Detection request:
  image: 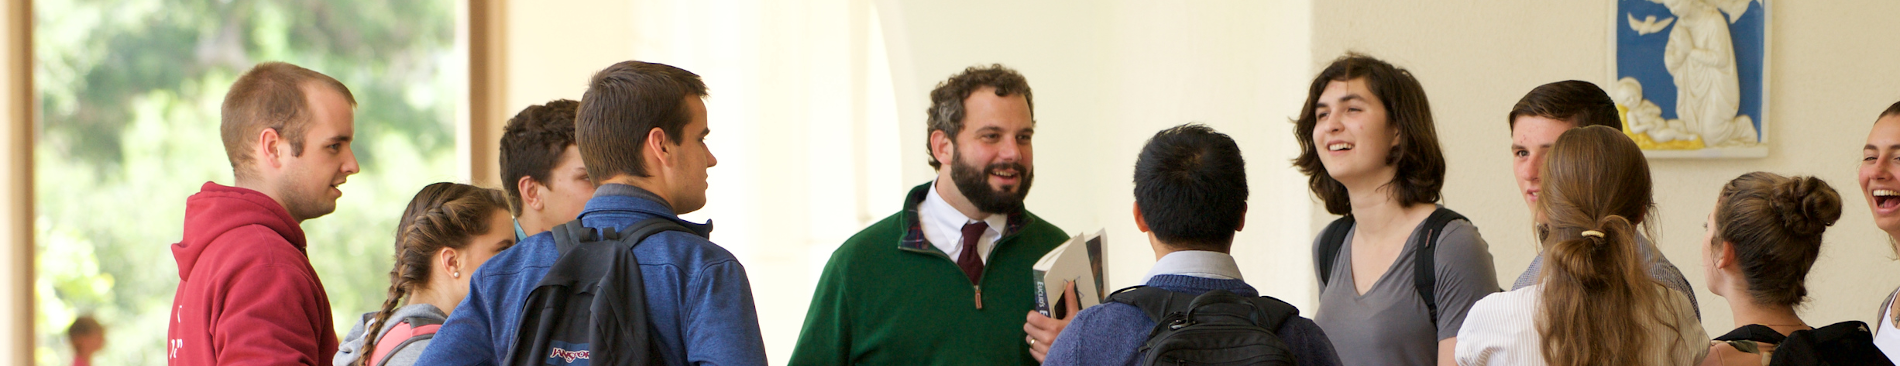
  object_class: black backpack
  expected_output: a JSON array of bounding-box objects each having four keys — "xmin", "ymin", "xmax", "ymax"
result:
[
  {"xmin": 1106, "ymin": 287, "xmax": 1301, "ymax": 366},
  {"xmin": 1313, "ymin": 207, "xmax": 1470, "ymax": 323},
  {"xmin": 502, "ymin": 218, "xmax": 693, "ymax": 366},
  {"xmin": 1713, "ymin": 322, "xmax": 1895, "ymax": 366}
]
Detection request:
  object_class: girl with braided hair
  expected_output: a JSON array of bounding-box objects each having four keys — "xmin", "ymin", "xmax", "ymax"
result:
[
  {"xmin": 334, "ymin": 182, "xmax": 515, "ymax": 366},
  {"xmin": 1456, "ymin": 125, "xmax": 1708, "ymax": 366}
]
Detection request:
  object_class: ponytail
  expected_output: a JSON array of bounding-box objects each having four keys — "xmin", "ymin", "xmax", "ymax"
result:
[{"xmin": 1533, "ymin": 126, "xmax": 1690, "ymax": 366}]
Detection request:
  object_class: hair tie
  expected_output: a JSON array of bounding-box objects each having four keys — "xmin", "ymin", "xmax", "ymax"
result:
[{"xmin": 1580, "ymin": 230, "xmax": 1605, "ymax": 238}]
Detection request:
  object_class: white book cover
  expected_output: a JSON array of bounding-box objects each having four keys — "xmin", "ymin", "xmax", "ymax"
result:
[{"xmin": 1032, "ymin": 229, "xmax": 1107, "ymax": 319}]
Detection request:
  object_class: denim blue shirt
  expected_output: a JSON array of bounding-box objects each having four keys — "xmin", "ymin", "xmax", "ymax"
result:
[{"xmin": 417, "ymin": 184, "xmax": 766, "ymax": 366}]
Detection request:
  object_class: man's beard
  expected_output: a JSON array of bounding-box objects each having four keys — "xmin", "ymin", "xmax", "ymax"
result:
[{"xmin": 949, "ymin": 153, "xmax": 1032, "ymax": 215}]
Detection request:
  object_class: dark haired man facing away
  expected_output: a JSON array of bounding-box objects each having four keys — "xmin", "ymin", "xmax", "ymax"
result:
[
  {"xmin": 1043, "ymin": 124, "xmax": 1341, "ymax": 366},
  {"xmin": 419, "ymin": 61, "xmax": 765, "ymax": 366}
]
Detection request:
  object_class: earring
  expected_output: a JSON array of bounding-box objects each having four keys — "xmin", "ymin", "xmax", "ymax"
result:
[{"xmin": 452, "ymin": 270, "xmax": 460, "ymax": 279}]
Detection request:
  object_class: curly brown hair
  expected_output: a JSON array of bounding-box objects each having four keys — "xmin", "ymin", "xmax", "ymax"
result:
[{"xmin": 925, "ymin": 64, "xmax": 1034, "ymax": 170}]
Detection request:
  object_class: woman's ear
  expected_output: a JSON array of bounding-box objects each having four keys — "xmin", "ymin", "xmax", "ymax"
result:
[
  {"xmin": 1714, "ymin": 241, "xmax": 1739, "ymax": 270},
  {"xmin": 437, "ymin": 247, "xmax": 461, "ymax": 279}
]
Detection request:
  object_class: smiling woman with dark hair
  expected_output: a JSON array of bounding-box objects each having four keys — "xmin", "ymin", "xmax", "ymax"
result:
[{"xmin": 1297, "ymin": 52, "xmax": 1499, "ymax": 366}]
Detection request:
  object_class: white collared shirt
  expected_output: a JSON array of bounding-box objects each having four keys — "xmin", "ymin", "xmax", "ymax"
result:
[
  {"xmin": 1139, "ymin": 250, "xmax": 1244, "ymax": 284},
  {"xmin": 919, "ymin": 180, "xmax": 1007, "ymax": 263}
]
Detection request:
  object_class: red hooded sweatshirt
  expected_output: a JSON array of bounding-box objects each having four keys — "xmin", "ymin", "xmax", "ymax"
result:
[{"xmin": 167, "ymin": 182, "xmax": 337, "ymax": 365}]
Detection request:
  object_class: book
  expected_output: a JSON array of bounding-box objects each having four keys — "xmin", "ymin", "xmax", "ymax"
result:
[{"xmin": 1032, "ymin": 229, "xmax": 1107, "ymax": 319}]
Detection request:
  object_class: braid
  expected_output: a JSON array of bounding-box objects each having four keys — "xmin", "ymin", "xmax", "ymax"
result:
[
  {"xmin": 358, "ymin": 182, "xmax": 510, "ymax": 366},
  {"xmin": 359, "ymin": 257, "xmax": 413, "ymax": 366}
]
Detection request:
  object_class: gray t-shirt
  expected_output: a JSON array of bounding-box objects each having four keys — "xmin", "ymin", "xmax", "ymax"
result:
[
  {"xmin": 1509, "ymin": 233, "xmax": 1701, "ymax": 319},
  {"xmin": 1313, "ymin": 217, "xmax": 1500, "ymax": 366}
]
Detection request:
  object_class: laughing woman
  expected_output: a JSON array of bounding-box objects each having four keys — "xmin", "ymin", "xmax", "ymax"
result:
[
  {"xmin": 1861, "ymin": 101, "xmax": 1900, "ymax": 362},
  {"xmin": 1297, "ymin": 53, "xmax": 1500, "ymax": 366}
]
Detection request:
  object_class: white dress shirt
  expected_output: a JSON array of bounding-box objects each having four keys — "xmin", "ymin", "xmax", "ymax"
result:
[
  {"xmin": 1140, "ymin": 250, "xmax": 1244, "ymax": 284},
  {"xmin": 919, "ymin": 181, "xmax": 1007, "ymax": 263},
  {"xmin": 1456, "ymin": 284, "xmax": 1709, "ymax": 366}
]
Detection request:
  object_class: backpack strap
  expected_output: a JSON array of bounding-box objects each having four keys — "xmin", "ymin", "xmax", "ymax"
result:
[
  {"xmin": 1105, "ymin": 286, "xmax": 1300, "ymax": 334},
  {"xmin": 548, "ymin": 219, "xmax": 597, "ymax": 256},
  {"xmin": 1414, "ymin": 207, "xmax": 1467, "ymax": 326},
  {"xmin": 1880, "ymin": 287, "xmax": 1899, "ymax": 334},
  {"xmin": 368, "ymin": 316, "xmax": 443, "ymax": 366},
  {"xmin": 1107, "ymin": 286, "xmax": 1185, "ymax": 326},
  {"xmin": 611, "ymin": 217, "xmax": 697, "ymax": 245},
  {"xmin": 1314, "ymin": 216, "xmax": 1356, "ymax": 287},
  {"xmin": 1713, "ymin": 324, "xmax": 1788, "ymax": 344}
]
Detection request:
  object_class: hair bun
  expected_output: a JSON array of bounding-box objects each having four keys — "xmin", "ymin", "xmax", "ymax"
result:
[{"xmin": 1772, "ymin": 176, "xmax": 1842, "ymax": 238}]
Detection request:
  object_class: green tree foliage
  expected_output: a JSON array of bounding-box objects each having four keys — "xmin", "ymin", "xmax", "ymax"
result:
[{"xmin": 33, "ymin": 1, "xmax": 461, "ymax": 364}]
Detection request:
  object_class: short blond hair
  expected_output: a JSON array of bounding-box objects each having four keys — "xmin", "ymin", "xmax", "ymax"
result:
[{"xmin": 220, "ymin": 62, "xmax": 355, "ymax": 179}]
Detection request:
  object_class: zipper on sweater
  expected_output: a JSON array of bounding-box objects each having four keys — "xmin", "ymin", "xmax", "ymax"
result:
[{"xmin": 898, "ymin": 245, "xmax": 987, "ymax": 309}]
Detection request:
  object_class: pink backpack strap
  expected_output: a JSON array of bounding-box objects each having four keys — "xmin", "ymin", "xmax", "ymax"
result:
[{"xmin": 369, "ymin": 320, "xmax": 441, "ymax": 366}]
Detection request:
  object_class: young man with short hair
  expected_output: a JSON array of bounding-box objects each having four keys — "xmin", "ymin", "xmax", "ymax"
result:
[
  {"xmin": 1043, "ymin": 124, "xmax": 1341, "ymax": 366},
  {"xmin": 419, "ymin": 61, "xmax": 765, "ymax": 366},
  {"xmin": 168, "ymin": 62, "xmax": 361, "ymax": 365},
  {"xmin": 1506, "ymin": 80, "xmax": 1697, "ymax": 314},
  {"xmin": 499, "ymin": 99, "xmax": 597, "ymax": 239},
  {"xmin": 790, "ymin": 64, "xmax": 1071, "ymax": 365}
]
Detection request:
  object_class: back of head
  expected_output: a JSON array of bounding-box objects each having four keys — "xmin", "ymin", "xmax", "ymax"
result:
[
  {"xmin": 500, "ymin": 99, "xmax": 582, "ymax": 216},
  {"xmin": 1134, "ymin": 124, "xmax": 1247, "ymax": 252},
  {"xmin": 360, "ymin": 182, "xmax": 508, "ymax": 366},
  {"xmin": 1508, "ymin": 80, "xmax": 1623, "ymax": 131},
  {"xmin": 925, "ymin": 64, "xmax": 1035, "ymax": 170},
  {"xmin": 68, "ymin": 315, "xmax": 102, "ymax": 344},
  {"xmin": 1713, "ymin": 172, "xmax": 1841, "ymax": 307},
  {"xmin": 576, "ymin": 61, "xmax": 708, "ymax": 182},
  {"xmin": 220, "ymin": 62, "xmax": 356, "ymax": 180},
  {"xmin": 1292, "ymin": 52, "xmax": 1446, "ymax": 215},
  {"xmin": 1535, "ymin": 125, "xmax": 1685, "ymax": 366}
]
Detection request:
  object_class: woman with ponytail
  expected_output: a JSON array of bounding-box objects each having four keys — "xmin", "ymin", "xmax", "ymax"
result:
[
  {"xmin": 334, "ymin": 183, "xmax": 515, "ymax": 366},
  {"xmin": 1700, "ymin": 172, "xmax": 1890, "ymax": 365},
  {"xmin": 1455, "ymin": 125, "xmax": 1707, "ymax": 365}
]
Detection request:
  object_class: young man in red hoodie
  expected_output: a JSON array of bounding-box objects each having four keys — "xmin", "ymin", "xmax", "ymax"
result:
[{"xmin": 167, "ymin": 62, "xmax": 360, "ymax": 366}]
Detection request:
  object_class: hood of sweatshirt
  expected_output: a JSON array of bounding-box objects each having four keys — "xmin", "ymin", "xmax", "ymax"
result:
[{"xmin": 173, "ymin": 181, "xmax": 306, "ymax": 280}]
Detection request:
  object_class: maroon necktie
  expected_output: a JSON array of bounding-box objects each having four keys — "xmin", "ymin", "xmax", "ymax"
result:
[{"xmin": 956, "ymin": 221, "xmax": 989, "ymax": 285}]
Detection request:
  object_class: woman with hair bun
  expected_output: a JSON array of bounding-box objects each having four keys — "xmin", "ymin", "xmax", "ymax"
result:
[
  {"xmin": 1699, "ymin": 172, "xmax": 1890, "ymax": 365},
  {"xmin": 1455, "ymin": 125, "xmax": 1707, "ymax": 366},
  {"xmin": 334, "ymin": 183, "xmax": 516, "ymax": 366}
]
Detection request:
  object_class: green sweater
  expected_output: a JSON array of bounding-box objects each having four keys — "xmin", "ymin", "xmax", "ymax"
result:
[{"xmin": 789, "ymin": 183, "xmax": 1069, "ymax": 365}]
